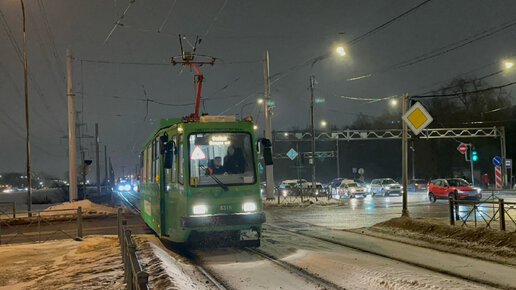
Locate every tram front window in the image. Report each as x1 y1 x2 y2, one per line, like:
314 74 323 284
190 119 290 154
189 132 256 186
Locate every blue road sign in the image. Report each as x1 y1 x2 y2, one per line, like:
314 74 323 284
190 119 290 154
286 148 298 160
492 156 502 166
506 159 512 169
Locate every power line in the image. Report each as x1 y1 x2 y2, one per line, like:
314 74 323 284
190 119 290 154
411 80 516 99
349 0 432 44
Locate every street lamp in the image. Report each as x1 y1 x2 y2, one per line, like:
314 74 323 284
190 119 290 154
320 120 327 128
336 46 346 56
504 61 514 70
390 98 398 107
257 98 264 104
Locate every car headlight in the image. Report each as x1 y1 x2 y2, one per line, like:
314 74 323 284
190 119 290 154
456 190 464 194
400 186 403 189
474 187 482 194
315 190 319 195
350 188 356 193
282 190 288 197
193 205 207 215
385 186 391 190
243 202 257 212
124 184 131 191
118 185 124 191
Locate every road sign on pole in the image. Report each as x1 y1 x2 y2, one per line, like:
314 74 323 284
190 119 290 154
457 143 467 154
402 102 433 135
493 156 502 167
286 148 298 160
506 159 512 168
495 165 502 189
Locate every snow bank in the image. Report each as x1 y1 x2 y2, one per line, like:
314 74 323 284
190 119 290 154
358 216 516 265
0 236 124 289
134 235 213 290
44 199 117 215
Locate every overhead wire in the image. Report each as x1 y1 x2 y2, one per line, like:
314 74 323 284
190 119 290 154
104 0 136 44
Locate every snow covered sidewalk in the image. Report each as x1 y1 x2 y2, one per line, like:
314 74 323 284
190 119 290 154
270 222 516 289
0 236 124 289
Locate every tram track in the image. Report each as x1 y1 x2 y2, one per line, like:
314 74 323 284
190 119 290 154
265 217 508 289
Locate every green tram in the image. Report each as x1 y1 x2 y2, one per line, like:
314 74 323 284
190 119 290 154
139 116 270 247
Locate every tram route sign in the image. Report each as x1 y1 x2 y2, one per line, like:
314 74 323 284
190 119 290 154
286 148 298 160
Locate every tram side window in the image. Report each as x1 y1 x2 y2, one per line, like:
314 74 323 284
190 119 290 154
154 137 160 183
170 135 177 183
178 135 184 184
147 144 152 183
139 151 144 181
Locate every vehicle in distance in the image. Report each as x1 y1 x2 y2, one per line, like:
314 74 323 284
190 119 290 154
279 179 323 196
335 180 367 199
427 178 481 202
407 179 427 191
328 178 344 196
369 178 402 197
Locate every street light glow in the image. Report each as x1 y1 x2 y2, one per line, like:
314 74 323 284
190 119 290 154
336 46 346 56
257 98 264 104
320 120 327 127
504 61 514 69
283 132 288 137
390 99 398 106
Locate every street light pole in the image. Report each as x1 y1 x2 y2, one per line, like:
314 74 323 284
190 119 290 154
67 48 78 201
310 75 316 195
21 0 32 215
401 93 409 217
263 50 275 200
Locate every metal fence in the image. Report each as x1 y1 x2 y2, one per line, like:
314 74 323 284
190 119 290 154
275 187 330 204
0 207 83 244
117 208 149 290
0 202 16 219
448 197 516 231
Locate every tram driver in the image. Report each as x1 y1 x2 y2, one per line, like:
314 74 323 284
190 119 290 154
206 156 225 175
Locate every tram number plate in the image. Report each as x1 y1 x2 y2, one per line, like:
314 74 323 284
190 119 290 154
240 229 259 241
219 205 232 211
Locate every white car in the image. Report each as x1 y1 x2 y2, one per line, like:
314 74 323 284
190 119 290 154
336 181 367 199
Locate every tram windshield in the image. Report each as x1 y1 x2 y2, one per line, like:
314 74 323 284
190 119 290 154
189 132 256 186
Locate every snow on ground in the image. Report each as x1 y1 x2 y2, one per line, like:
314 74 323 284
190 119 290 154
259 225 496 290
353 216 516 266
0 235 124 289
44 199 117 215
134 234 215 290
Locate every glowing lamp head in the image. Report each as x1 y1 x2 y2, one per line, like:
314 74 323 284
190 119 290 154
504 61 514 69
336 46 346 56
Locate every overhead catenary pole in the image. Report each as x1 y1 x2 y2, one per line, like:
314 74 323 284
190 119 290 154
66 48 78 201
21 0 32 215
263 50 275 200
469 144 475 186
411 140 415 180
104 145 108 184
95 123 100 195
500 126 507 188
401 93 409 217
310 75 316 196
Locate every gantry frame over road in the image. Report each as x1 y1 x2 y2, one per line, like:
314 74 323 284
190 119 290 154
273 126 508 187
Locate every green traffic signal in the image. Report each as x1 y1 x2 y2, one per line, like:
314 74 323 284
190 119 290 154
471 150 478 162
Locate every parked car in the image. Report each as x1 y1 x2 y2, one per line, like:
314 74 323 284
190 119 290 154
279 179 323 196
328 178 344 196
369 178 402 197
407 179 427 191
427 178 481 202
336 181 367 199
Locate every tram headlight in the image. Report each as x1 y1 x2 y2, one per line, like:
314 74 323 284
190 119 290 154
242 202 257 212
118 185 124 191
124 184 131 191
193 204 207 215
132 185 138 191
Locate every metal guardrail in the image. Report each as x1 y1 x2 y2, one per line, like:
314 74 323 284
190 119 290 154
275 187 330 204
0 202 16 219
117 208 149 290
0 207 83 244
448 197 516 231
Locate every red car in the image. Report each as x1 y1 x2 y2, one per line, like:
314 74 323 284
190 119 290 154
427 178 481 202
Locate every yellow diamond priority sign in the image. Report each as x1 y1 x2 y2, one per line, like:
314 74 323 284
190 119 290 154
402 102 433 135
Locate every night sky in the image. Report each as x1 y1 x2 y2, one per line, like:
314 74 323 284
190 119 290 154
1 0 516 178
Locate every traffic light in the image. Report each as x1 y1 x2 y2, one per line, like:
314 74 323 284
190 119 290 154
471 148 478 162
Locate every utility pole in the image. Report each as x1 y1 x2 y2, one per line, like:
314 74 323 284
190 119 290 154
410 140 415 180
21 0 32 215
310 75 316 195
336 138 340 178
95 123 100 195
263 50 275 200
104 145 108 184
81 151 86 199
401 93 409 217
67 49 77 201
